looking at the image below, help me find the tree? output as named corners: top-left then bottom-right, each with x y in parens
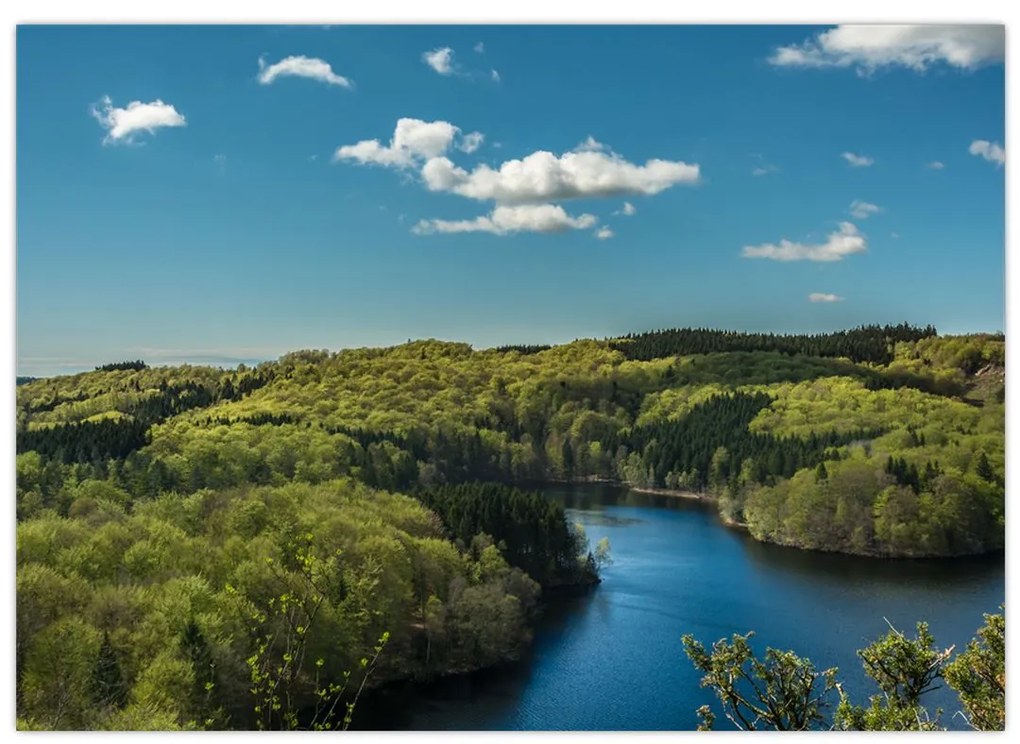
top-left (685, 614), bottom-right (1004, 732)
top-left (975, 452), bottom-right (995, 483)
top-left (834, 621), bottom-right (952, 731)
top-left (681, 631), bottom-right (837, 730)
top-left (943, 610), bottom-right (1004, 730)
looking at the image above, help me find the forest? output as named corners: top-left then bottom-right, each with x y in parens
top-left (15, 324), bottom-right (1005, 729)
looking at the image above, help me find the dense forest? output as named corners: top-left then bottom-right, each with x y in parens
top-left (15, 324), bottom-right (1005, 729)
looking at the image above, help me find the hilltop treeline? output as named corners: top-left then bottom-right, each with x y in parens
top-left (96, 360), bottom-right (148, 372)
top-left (612, 323), bottom-right (938, 364)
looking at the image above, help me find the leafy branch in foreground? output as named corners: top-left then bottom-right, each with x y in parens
top-left (684, 609), bottom-right (1004, 731)
top-left (943, 610), bottom-right (1005, 730)
top-left (229, 542), bottom-right (389, 731)
top-left (834, 620), bottom-right (952, 731)
top-left (681, 631), bottom-right (836, 730)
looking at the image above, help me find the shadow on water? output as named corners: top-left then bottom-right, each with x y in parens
top-left (356, 589), bottom-right (600, 731)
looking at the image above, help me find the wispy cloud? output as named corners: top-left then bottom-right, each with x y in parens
top-left (90, 95), bottom-right (186, 145)
top-left (969, 139), bottom-right (1005, 167)
top-left (474, 42), bottom-right (485, 54)
top-left (849, 200), bottom-right (882, 219)
top-left (412, 204), bottom-right (597, 236)
top-left (742, 222), bottom-right (867, 262)
top-left (750, 154), bottom-right (780, 176)
top-left (457, 131), bottom-right (485, 154)
top-left (842, 152), bottom-right (874, 168)
top-left (927, 160), bottom-right (945, 170)
top-left (769, 25), bottom-right (1004, 74)
top-left (257, 55), bottom-right (352, 88)
top-left (595, 226), bottom-right (615, 240)
top-left (422, 47), bottom-right (456, 75)
top-left (808, 293), bottom-right (844, 303)
top-left (616, 202), bottom-right (637, 216)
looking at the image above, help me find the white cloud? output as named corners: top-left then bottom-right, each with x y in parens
top-left (334, 118), bottom-right (461, 168)
top-left (257, 55), bottom-right (353, 88)
top-left (595, 226), bottom-right (615, 240)
top-left (412, 204), bottom-right (597, 236)
top-left (457, 131), bottom-right (485, 154)
top-left (770, 25), bottom-right (1004, 74)
top-left (491, 69), bottom-right (501, 83)
top-left (338, 119), bottom-right (700, 239)
top-left (90, 95), bottom-right (186, 144)
top-left (423, 47), bottom-right (456, 75)
top-left (849, 200), bottom-right (882, 219)
top-left (576, 136), bottom-right (608, 152)
top-left (809, 293), bottom-right (844, 303)
top-left (969, 139), bottom-right (1005, 167)
top-left (742, 222), bottom-right (867, 262)
top-left (928, 160), bottom-right (945, 170)
top-left (842, 152), bottom-right (874, 167)
top-left (474, 42), bottom-right (485, 54)
top-left (421, 148), bottom-right (700, 204)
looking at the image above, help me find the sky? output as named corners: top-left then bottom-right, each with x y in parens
top-left (15, 24), bottom-right (1006, 377)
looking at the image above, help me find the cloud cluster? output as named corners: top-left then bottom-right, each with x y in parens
top-left (842, 152), bottom-right (874, 168)
top-left (335, 119), bottom-right (699, 237)
top-left (969, 139), bottom-right (1005, 167)
top-left (849, 200), bottom-right (882, 219)
top-left (770, 24), bottom-right (1005, 74)
top-left (809, 293), bottom-right (844, 303)
top-left (257, 55), bottom-right (352, 88)
top-left (412, 204), bottom-right (597, 235)
top-left (421, 148), bottom-right (700, 203)
top-left (742, 222), bottom-right (867, 262)
top-left (90, 95), bottom-right (186, 144)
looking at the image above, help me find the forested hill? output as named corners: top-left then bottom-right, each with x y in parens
top-left (15, 325), bottom-right (1005, 729)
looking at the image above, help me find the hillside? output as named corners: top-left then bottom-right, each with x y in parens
top-left (14, 324), bottom-right (1005, 729)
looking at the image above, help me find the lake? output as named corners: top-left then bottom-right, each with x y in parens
top-left (365, 483), bottom-right (1004, 730)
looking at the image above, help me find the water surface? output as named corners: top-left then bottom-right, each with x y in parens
top-left (371, 483), bottom-right (1004, 730)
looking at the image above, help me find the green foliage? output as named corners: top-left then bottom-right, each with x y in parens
top-left (416, 482), bottom-right (598, 585)
top-left (687, 613), bottom-right (1004, 732)
top-left (16, 479), bottom-right (539, 730)
top-left (681, 631), bottom-right (838, 730)
top-left (943, 610), bottom-right (1005, 730)
top-left (13, 326), bottom-right (1006, 730)
top-left (834, 621), bottom-right (952, 731)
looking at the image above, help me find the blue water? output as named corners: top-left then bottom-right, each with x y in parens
top-left (372, 484), bottom-right (1004, 730)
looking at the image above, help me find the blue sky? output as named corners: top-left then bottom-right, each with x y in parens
top-left (16, 24), bottom-right (1005, 376)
